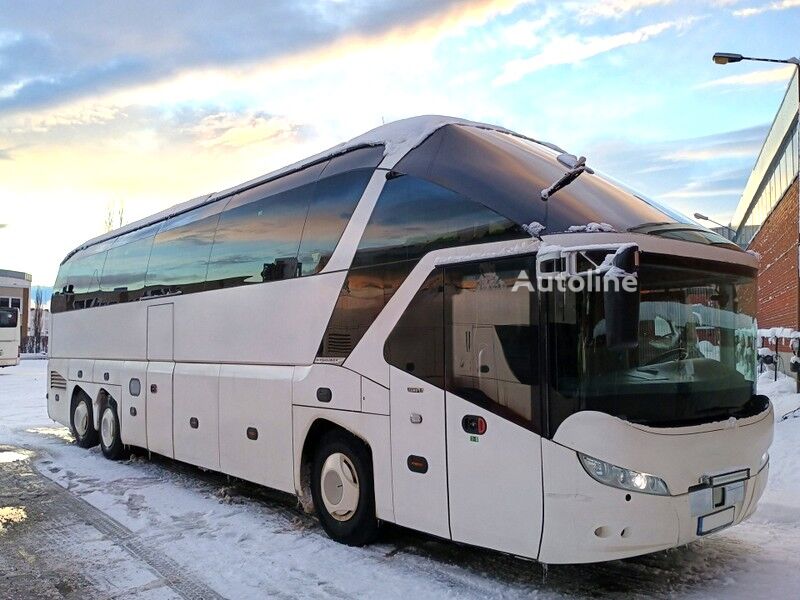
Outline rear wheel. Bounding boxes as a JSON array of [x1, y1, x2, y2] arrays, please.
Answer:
[[70, 392, 98, 448], [100, 402, 124, 460], [311, 430, 379, 546]]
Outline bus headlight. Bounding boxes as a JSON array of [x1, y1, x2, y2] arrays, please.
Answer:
[[578, 453, 670, 496]]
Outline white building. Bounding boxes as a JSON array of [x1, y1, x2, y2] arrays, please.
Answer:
[[0, 269, 31, 347]]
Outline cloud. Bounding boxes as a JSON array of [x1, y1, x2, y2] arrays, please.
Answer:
[[0, 0, 524, 116], [0, 58, 152, 113], [499, 10, 559, 48], [494, 18, 696, 85], [733, 0, 800, 16], [186, 112, 309, 150], [568, 0, 676, 22], [697, 65, 797, 88], [661, 126, 767, 160], [584, 124, 769, 222]]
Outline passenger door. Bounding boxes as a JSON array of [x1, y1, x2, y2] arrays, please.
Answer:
[[443, 258, 544, 559], [387, 270, 450, 539]]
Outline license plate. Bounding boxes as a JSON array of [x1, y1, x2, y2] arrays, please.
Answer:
[[698, 506, 735, 535]]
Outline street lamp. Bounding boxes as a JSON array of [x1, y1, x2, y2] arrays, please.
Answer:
[[711, 51, 800, 245], [694, 212, 737, 240], [712, 52, 800, 66]]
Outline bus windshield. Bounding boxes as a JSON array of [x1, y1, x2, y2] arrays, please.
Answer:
[[0, 308, 18, 328], [547, 257, 760, 431]]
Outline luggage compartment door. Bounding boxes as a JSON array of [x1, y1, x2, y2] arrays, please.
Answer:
[[146, 361, 175, 458]]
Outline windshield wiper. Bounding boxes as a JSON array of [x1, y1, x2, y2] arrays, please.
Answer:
[[541, 153, 594, 201]]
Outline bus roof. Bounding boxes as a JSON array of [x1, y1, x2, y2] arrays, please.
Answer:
[[63, 115, 738, 262], [65, 116, 551, 262]]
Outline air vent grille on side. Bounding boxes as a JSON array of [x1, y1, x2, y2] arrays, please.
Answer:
[[326, 332, 353, 356], [50, 371, 67, 390]]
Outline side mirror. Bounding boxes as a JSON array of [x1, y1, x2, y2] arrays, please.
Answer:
[[604, 246, 640, 350]]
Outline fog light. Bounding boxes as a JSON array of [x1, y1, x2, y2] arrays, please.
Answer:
[[579, 453, 670, 496]]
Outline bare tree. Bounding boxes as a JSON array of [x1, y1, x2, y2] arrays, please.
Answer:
[[104, 201, 126, 232], [32, 287, 43, 354]]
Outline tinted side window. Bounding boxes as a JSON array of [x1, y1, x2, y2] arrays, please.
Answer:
[[384, 270, 444, 387], [318, 261, 413, 358], [101, 223, 160, 304], [52, 262, 72, 314], [352, 175, 522, 268], [207, 184, 312, 288], [66, 249, 109, 310], [444, 257, 540, 431], [318, 176, 524, 360], [145, 202, 224, 297], [298, 169, 373, 276]]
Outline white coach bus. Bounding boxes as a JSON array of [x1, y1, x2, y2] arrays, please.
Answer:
[[0, 306, 21, 367], [48, 116, 772, 564]]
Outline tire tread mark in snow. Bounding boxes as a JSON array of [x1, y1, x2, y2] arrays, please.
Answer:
[[48, 461, 304, 600], [1, 448, 228, 600]]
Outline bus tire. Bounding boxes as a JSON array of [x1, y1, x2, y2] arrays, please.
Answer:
[[311, 430, 379, 546], [70, 391, 99, 448], [99, 401, 124, 460]]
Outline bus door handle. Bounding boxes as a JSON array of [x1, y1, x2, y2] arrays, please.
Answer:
[[462, 415, 487, 435]]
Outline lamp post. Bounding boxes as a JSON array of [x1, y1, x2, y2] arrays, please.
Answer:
[[714, 52, 800, 389], [693, 212, 737, 240], [712, 52, 800, 67]]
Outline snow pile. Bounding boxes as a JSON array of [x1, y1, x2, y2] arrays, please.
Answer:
[[433, 240, 538, 266], [746, 249, 761, 261], [757, 371, 800, 504], [521, 221, 545, 238], [566, 222, 616, 233], [758, 327, 800, 343], [343, 115, 520, 165]]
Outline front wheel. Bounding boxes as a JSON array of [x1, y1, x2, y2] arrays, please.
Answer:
[[100, 402, 125, 460], [311, 431, 379, 546]]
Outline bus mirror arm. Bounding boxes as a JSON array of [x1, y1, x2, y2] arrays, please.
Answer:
[[604, 245, 640, 350]]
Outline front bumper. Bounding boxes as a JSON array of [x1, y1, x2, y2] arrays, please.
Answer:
[[538, 440, 770, 564]]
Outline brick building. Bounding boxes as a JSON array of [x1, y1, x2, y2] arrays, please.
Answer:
[[731, 69, 799, 369]]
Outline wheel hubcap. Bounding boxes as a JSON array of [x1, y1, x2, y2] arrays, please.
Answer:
[[74, 401, 89, 438], [321, 453, 360, 522], [101, 407, 116, 448]]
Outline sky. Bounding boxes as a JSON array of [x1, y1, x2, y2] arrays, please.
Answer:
[[0, 0, 799, 287]]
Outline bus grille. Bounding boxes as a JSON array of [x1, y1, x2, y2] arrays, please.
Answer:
[[326, 333, 353, 356], [50, 371, 67, 390]]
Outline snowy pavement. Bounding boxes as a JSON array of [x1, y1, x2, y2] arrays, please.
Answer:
[[2, 360, 800, 599]]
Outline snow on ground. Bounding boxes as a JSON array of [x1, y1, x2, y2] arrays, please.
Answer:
[[2, 360, 800, 599]]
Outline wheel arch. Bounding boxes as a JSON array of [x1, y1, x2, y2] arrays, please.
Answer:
[[292, 407, 394, 523], [297, 418, 372, 514], [95, 388, 118, 431], [70, 385, 94, 426]]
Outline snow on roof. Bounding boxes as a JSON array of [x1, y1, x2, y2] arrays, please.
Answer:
[[66, 115, 539, 262]]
